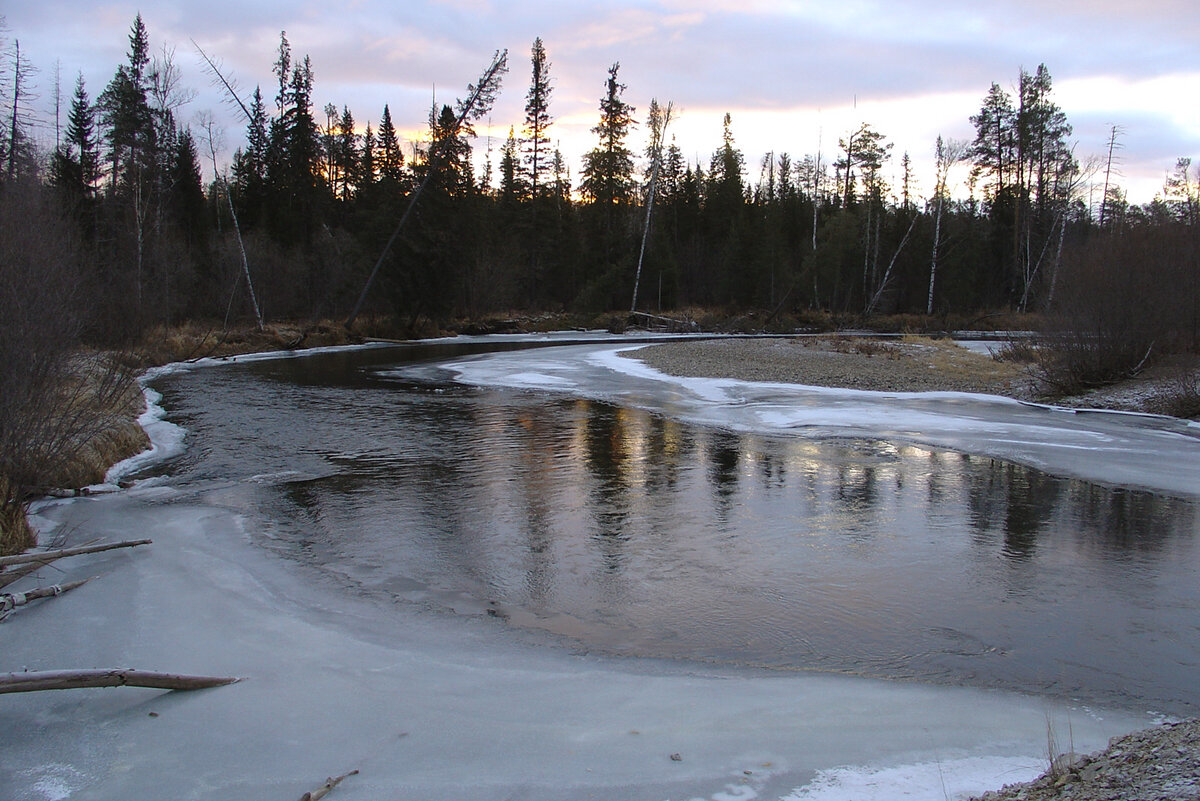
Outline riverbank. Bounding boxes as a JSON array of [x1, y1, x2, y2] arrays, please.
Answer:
[[630, 335, 1200, 419], [630, 335, 1200, 800], [971, 718, 1200, 801], [6, 331, 1197, 799]]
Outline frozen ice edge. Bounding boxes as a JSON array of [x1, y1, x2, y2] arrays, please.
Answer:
[[2, 339, 1166, 801], [441, 342, 1200, 500]]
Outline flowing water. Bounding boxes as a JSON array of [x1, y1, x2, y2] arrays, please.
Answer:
[[147, 339, 1200, 715]]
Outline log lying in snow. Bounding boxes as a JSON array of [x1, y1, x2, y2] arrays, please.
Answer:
[[300, 769, 359, 801], [0, 669, 241, 694], [0, 538, 152, 568], [0, 578, 91, 621]]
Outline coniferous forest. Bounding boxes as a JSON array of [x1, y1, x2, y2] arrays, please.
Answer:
[[1, 15, 1197, 356]]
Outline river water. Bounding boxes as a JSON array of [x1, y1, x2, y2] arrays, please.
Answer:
[[147, 338, 1200, 716]]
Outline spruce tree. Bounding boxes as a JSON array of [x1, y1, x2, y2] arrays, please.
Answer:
[[52, 73, 98, 201], [336, 105, 358, 201], [498, 126, 525, 204], [579, 62, 636, 208], [521, 37, 553, 199], [377, 104, 404, 184]]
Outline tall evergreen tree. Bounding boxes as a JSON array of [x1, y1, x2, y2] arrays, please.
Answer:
[[969, 82, 1016, 201], [498, 126, 525, 204], [579, 62, 636, 208], [98, 15, 156, 194], [51, 73, 99, 202], [521, 37, 553, 199], [335, 105, 358, 202], [376, 104, 404, 184], [359, 121, 377, 190]]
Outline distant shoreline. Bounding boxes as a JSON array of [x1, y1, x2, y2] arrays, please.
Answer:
[[630, 334, 1200, 420]]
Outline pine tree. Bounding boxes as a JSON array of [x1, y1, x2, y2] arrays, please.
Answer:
[[336, 105, 358, 201], [168, 127, 206, 249], [969, 82, 1016, 201], [521, 37, 553, 198], [579, 62, 636, 207], [51, 73, 98, 201], [98, 15, 156, 193], [707, 113, 745, 211], [499, 126, 525, 204], [376, 104, 404, 184], [359, 121, 377, 190]]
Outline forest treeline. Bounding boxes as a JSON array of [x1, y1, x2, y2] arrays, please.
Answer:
[[1, 15, 1198, 352]]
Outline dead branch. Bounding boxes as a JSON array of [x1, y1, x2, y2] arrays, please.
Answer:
[[0, 577, 90, 620], [300, 770, 360, 801], [0, 669, 241, 694], [0, 561, 48, 590], [0, 538, 151, 568]]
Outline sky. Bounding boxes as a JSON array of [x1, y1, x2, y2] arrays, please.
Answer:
[[5, 0, 1199, 205]]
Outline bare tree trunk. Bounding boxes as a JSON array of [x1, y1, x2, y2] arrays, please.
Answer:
[[0, 538, 152, 568], [632, 100, 673, 314], [0, 669, 240, 694], [927, 192, 944, 315], [866, 214, 918, 316]]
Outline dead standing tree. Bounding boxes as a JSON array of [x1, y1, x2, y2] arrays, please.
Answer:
[[631, 99, 673, 314], [192, 42, 265, 330], [345, 50, 509, 329], [927, 136, 968, 315]]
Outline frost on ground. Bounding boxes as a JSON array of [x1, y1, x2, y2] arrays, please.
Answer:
[[1, 338, 1183, 800]]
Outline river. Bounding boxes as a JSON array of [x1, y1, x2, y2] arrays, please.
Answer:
[[148, 336, 1200, 716]]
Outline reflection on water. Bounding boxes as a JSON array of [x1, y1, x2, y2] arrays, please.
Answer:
[[155, 345, 1200, 714]]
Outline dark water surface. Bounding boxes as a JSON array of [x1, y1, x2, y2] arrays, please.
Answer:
[[151, 342, 1200, 715]]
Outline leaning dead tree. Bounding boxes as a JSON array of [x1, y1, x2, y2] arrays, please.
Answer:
[[192, 42, 265, 331], [631, 98, 673, 314], [345, 49, 509, 329], [0, 669, 240, 693]]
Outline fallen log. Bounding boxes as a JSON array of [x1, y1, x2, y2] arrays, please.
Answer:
[[300, 769, 359, 801], [0, 539, 152, 568], [0, 578, 91, 621], [0, 561, 50, 591], [0, 669, 240, 694]]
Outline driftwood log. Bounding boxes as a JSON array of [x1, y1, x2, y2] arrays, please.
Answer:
[[0, 669, 240, 694], [0, 578, 91, 621], [0, 539, 152, 568], [300, 769, 359, 801]]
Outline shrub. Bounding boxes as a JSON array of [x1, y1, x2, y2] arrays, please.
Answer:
[[1036, 226, 1199, 396], [0, 181, 142, 555]]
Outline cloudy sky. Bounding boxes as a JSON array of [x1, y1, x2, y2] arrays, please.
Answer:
[[6, 1, 1199, 204]]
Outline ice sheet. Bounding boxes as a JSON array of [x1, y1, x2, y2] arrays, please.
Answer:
[[442, 343, 1200, 499]]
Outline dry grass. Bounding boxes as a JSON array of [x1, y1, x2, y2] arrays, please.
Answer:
[[0, 478, 36, 556], [898, 336, 1032, 388]]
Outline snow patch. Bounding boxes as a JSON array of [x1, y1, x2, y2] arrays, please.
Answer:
[[782, 756, 1043, 801]]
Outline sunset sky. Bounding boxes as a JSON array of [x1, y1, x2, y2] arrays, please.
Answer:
[[6, 1, 1199, 204]]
